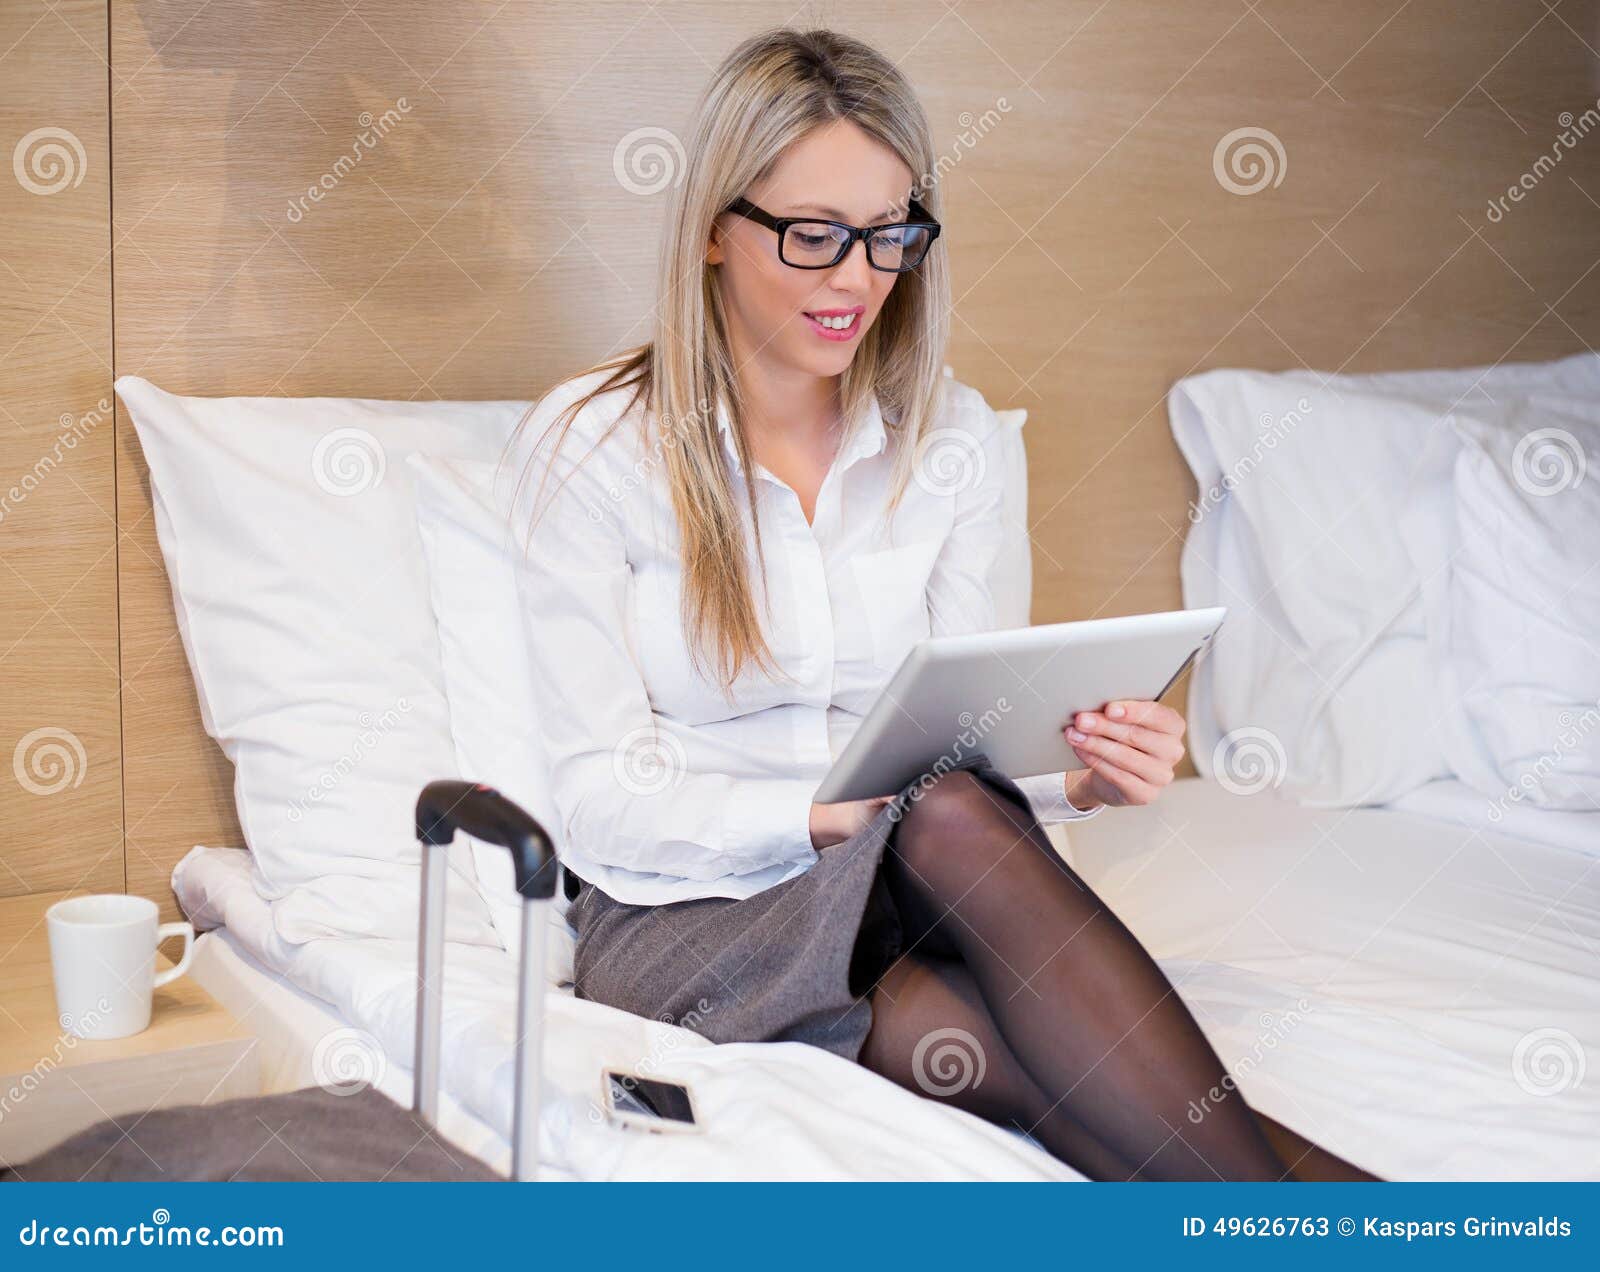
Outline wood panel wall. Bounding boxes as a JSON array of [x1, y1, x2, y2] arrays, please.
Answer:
[[1, 1, 121, 906], [3, 1, 1598, 919]]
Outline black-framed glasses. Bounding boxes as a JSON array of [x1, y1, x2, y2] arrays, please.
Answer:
[[723, 195, 942, 272]]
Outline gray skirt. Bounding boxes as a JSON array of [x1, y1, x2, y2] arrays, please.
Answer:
[[568, 756, 1033, 1062]]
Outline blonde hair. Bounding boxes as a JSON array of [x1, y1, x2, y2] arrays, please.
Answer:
[[506, 27, 950, 694]]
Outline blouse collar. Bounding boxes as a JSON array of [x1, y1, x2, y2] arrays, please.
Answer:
[[714, 389, 887, 482]]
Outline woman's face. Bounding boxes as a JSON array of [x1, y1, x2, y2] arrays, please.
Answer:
[[708, 119, 917, 383]]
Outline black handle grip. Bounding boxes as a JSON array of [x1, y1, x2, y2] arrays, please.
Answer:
[[415, 780, 559, 901]]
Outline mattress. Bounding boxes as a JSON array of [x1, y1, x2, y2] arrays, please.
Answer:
[[1061, 778, 1600, 1181], [174, 776, 1599, 1181]]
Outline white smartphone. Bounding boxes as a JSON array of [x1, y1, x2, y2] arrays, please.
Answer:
[[601, 1069, 702, 1134]]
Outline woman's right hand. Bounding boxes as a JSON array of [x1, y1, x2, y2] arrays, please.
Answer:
[[809, 796, 893, 849]]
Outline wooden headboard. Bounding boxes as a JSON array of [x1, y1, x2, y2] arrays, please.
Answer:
[[5, 1, 1598, 921]]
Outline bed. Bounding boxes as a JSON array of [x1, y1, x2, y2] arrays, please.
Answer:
[[70, 352, 1597, 1182], [170, 772, 1598, 1183]]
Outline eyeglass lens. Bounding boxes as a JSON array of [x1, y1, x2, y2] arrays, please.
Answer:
[[781, 221, 933, 271]]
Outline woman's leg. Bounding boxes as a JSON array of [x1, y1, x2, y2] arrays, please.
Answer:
[[1255, 1113, 1375, 1182], [860, 950, 1153, 1179], [867, 769, 1300, 1181]]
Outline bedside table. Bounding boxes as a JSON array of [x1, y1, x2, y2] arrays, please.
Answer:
[[0, 891, 260, 1167]]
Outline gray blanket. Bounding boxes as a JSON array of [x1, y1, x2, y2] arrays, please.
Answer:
[[1, 1086, 504, 1182]]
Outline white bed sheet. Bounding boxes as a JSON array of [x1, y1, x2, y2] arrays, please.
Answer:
[[176, 775, 1599, 1182], [1062, 778, 1599, 1181], [173, 846, 1077, 1182]]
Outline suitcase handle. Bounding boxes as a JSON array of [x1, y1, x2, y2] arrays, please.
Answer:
[[416, 780, 559, 899], [413, 779, 557, 1182]]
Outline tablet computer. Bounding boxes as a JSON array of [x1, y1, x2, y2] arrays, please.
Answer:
[[813, 606, 1227, 804]]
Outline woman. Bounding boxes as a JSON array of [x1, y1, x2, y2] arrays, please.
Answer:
[[504, 27, 1370, 1182]]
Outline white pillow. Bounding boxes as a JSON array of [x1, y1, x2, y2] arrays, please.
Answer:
[[1172, 372, 1456, 805], [1169, 352, 1600, 807], [943, 365, 1031, 628], [408, 451, 576, 984], [114, 375, 512, 946], [1411, 397, 1600, 810]]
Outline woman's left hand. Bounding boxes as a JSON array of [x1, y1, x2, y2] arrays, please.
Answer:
[[1062, 700, 1186, 810]]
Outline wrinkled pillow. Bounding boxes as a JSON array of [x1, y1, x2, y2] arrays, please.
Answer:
[[1419, 397, 1600, 811], [116, 375, 510, 946]]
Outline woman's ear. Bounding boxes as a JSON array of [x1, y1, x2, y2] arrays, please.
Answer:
[[706, 219, 725, 267]]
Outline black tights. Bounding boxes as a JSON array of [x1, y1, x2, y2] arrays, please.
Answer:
[[857, 769, 1303, 1181]]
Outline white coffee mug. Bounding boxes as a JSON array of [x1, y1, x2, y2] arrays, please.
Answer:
[[45, 894, 195, 1040]]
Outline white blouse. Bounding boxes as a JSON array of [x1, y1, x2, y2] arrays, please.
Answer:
[[510, 369, 1101, 907]]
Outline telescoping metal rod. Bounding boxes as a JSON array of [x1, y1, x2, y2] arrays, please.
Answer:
[[513, 894, 548, 1182], [414, 841, 448, 1127]]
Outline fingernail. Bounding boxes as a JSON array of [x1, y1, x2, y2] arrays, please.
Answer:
[[1108, 704, 1125, 719], [1068, 728, 1086, 742]]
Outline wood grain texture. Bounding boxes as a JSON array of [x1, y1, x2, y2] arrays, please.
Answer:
[[99, 1, 1600, 914], [0, 0, 121, 903]]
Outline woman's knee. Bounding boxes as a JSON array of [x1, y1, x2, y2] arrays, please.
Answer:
[[890, 769, 1036, 881]]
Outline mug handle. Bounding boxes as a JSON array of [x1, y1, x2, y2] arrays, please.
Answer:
[[152, 921, 195, 989]]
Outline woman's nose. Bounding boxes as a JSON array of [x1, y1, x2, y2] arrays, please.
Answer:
[[828, 236, 875, 290]]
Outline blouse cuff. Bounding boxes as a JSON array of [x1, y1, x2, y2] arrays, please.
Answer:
[[723, 777, 822, 874], [1011, 772, 1105, 825]]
